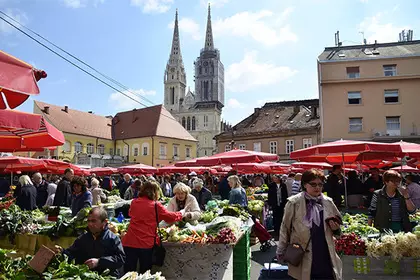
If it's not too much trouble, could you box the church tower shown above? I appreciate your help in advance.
[164,10,187,113]
[194,4,225,108]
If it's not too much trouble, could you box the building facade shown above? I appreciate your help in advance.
[164,6,225,157]
[214,100,320,162]
[34,101,197,167]
[318,39,420,143]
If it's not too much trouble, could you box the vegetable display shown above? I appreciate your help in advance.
[366,231,420,261]
[0,189,15,210]
[341,213,379,237]
[120,271,165,280]
[335,233,367,256]
[247,200,264,213]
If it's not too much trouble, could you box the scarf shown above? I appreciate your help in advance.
[176,199,186,210]
[303,192,324,228]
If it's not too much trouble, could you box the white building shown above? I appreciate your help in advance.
[163,6,225,157]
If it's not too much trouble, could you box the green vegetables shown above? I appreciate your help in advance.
[341,213,379,237]
[248,200,264,213]
[221,205,249,221]
[199,211,218,223]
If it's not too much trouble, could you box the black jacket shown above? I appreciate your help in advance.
[218,178,231,201]
[53,177,72,207]
[35,180,49,208]
[267,182,288,209]
[63,226,126,277]
[16,184,37,210]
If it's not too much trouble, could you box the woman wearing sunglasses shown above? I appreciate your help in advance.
[277,169,343,280]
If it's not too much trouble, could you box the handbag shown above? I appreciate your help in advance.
[151,202,166,266]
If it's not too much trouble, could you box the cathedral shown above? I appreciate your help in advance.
[163,5,229,157]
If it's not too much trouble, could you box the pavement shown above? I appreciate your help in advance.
[250,240,279,280]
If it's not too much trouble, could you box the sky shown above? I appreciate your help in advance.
[1,0,419,125]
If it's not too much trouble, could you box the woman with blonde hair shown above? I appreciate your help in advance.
[167,182,201,221]
[228,175,248,207]
[15,175,37,210]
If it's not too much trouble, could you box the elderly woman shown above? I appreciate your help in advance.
[191,178,213,211]
[368,170,416,233]
[277,169,342,280]
[91,178,106,205]
[122,181,183,274]
[45,175,59,207]
[15,175,37,210]
[124,179,142,200]
[71,176,93,217]
[228,175,248,207]
[167,182,201,221]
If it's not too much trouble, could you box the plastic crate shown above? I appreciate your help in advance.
[233,229,251,280]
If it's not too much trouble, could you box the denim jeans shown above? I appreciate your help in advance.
[123,246,154,274]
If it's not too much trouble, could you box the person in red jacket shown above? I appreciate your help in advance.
[122,181,183,273]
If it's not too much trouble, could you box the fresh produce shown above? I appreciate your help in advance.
[341,213,379,237]
[199,210,217,223]
[209,228,237,244]
[0,205,45,241]
[106,195,122,204]
[221,205,249,221]
[108,221,129,236]
[410,212,420,223]
[120,271,166,280]
[0,190,15,210]
[205,200,218,211]
[248,200,264,213]
[366,231,420,261]
[335,233,367,256]
[103,189,120,197]
[216,200,229,208]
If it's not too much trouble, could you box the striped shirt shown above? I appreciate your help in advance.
[291,181,301,196]
[368,192,415,221]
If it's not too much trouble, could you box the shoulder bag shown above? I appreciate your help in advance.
[152,202,166,266]
[283,202,312,266]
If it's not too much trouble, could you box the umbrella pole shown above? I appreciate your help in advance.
[342,153,348,209]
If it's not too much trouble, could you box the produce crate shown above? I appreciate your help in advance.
[15,234,37,255]
[0,236,14,249]
[233,229,251,280]
[341,256,420,279]
[36,235,57,250]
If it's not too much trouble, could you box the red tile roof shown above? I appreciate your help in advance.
[113,105,196,142]
[34,101,112,140]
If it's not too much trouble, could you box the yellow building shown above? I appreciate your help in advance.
[33,101,197,167]
[318,36,420,143]
[113,105,197,167]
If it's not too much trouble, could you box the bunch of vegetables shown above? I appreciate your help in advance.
[43,207,91,239]
[341,213,379,237]
[335,233,367,256]
[199,210,218,223]
[410,212,420,223]
[108,221,129,236]
[208,228,236,244]
[366,231,420,261]
[120,271,166,280]
[103,189,120,197]
[248,200,264,213]
[0,190,15,210]
[221,205,249,221]
[106,195,122,204]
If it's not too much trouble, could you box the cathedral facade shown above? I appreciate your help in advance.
[163,6,225,157]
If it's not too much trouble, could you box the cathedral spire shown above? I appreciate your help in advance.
[169,9,183,65]
[204,3,214,50]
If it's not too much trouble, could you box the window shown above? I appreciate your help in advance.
[225,145,231,152]
[253,142,261,152]
[192,116,196,130]
[386,117,401,136]
[346,67,360,78]
[384,90,399,103]
[173,145,179,157]
[187,116,191,130]
[383,65,397,76]
[203,115,208,127]
[159,144,167,156]
[109,148,113,155]
[348,91,361,105]
[86,143,94,154]
[74,142,83,153]
[349,118,363,132]
[123,146,128,156]
[269,141,278,154]
[170,87,175,104]
[303,138,313,148]
[116,148,121,156]
[238,144,246,150]
[285,140,294,154]
[63,141,71,152]
[133,147,139,156]
[186,147,191,158]
[182,117,186,128]
[97,144,105,155]
[142,143,149,156]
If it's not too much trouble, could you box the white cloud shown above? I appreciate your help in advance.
[359,12,409,43]
[213,8,297,46]
[226,50,297,93]
[130,0,173,14]
[0,9,28,34]
[226,98,245,109]
[168,18,201,41]
[62,0,104,8]
[360,0,368,3]
[108,89,156,111]
[200,0,229,8]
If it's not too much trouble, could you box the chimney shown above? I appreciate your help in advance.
[43,106,50,114]
[88,111,93,114]
[293,105,300,114]
[311,106,318,118]
[254,108,260,115]
[62,106,68,113]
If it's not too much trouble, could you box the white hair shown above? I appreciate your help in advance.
[33,172,42,179]
[91,178,99,187]
[19,175,33,186]
[193,178,204,187]
[173,182,191,195]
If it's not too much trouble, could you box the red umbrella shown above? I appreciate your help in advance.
[157,166,216,175]
[233,162,274,174]
[211,165,233,172]
[0,156,46,172]
[174,159,202,167]
[0,50,47,109]
[0,110,65,152]
[291,162,333,170]
[42,159,89,176]
[117,164,157,175]
[195,149,278,166]
[89,167,118,176]
[392,141,420,159]
[391,165,420,173]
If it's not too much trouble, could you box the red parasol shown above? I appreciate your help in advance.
[391,165,420,173]
[89,167,118,176]
[0,156,46,172]
[195,149,278,166]
[0,50,47,109]
[157,165,216,175]
[117,164,157,175]
[392,141,420,159]
[291,162,333,170]
[42,159,89,176]
[0,110,65,152]
[174,159,202,167]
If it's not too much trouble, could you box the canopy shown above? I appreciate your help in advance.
[392,141,420,159]
[89,167,118,176]
[0,156,46,172]
[391,165,420,173]
[0,110,65,152]
[174,159,202,167]
[42,159,90,176]
[117,164,157,175]
[291,162,333,170]
[0,50,47,109]
[195,149,278,166]
[157,166,216,175]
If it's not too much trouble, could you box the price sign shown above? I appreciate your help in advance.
[415,259,420,274]
[384,259,400,275]
[28,245,56,274]
[353,257,370,274]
